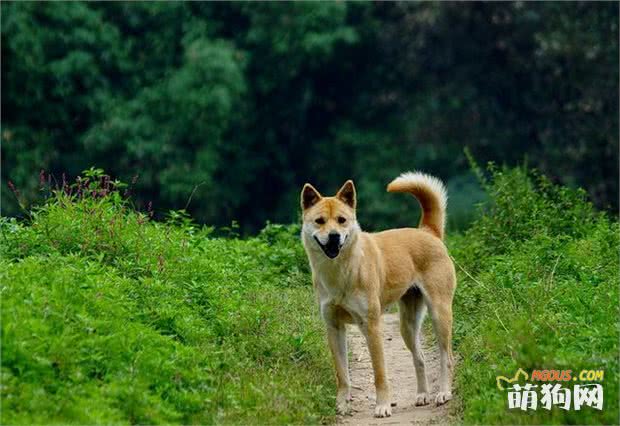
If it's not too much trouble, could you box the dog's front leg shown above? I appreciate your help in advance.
[326,324,351,414]
[363,314,392,418]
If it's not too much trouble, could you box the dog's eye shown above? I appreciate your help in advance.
[315,217,325,225]
[338,216,346,224]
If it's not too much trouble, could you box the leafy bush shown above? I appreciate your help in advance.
[449,166,618,425]
[1,173,333,424]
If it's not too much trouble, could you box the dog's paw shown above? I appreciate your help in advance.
[336,401,349,415]
[374,402,392,418]
[336,391,352,415]
[415,393,430,406]
[435,391,452,406]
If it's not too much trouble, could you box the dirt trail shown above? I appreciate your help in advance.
[338,313,451,426]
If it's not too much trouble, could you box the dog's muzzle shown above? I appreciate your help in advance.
[314,233,343,259]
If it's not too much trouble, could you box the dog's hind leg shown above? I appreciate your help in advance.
[399,287,430,406]
[421,269,455,406]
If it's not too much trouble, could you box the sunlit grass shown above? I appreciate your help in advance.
[448,166,618,425]
[1,171,333,424]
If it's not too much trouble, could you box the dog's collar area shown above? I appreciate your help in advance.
[313,235,342,259]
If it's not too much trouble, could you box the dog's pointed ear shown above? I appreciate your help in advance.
[301,183,322,210]
[336,180,356,209]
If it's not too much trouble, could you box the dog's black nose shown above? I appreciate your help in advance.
[315,232,342,259]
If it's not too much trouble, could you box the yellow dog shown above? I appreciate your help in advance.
[300,172,456,417]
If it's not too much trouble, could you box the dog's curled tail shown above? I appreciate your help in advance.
[387,172,448,240]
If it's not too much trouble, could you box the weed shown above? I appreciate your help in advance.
[1,173,334,424]
[449,166,618,425]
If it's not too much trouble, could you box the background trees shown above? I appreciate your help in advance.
[2,2,618,233]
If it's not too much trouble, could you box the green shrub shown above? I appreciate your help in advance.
[449,166,618,425]
[1,174,333,424]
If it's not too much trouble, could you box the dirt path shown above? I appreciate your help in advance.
[338,313,451,426]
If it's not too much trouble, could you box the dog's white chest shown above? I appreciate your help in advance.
[316,273,368,325]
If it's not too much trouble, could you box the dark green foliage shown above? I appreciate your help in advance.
[2,2,618,232]
[1,176,333,424]
[449,166,619,425]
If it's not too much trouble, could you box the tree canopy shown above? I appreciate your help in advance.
[2,2,618,232]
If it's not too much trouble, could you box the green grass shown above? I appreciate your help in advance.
[1,175,333,424]
[448,165,619,425]
[1,167,618,424]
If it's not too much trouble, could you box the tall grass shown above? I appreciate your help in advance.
[449,165,618,425]
[1,171,333,424]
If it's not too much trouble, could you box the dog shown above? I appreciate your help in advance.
[300,172,456,418]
